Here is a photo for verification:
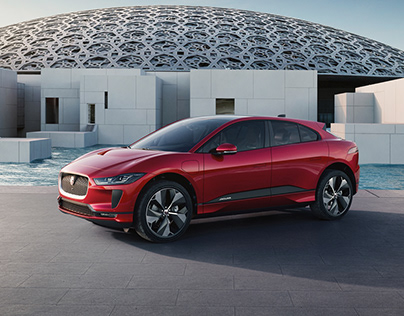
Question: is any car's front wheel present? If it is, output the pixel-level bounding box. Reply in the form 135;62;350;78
134;180;193;242
311;170;353;220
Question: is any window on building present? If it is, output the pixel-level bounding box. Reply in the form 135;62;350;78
88;104;95;124
216;99;235;115
45;98;59;124
104;91;108;109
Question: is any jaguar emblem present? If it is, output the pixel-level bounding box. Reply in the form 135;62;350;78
69;175;77;186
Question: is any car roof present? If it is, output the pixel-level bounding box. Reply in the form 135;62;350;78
204;116;328;139
190;115;324;129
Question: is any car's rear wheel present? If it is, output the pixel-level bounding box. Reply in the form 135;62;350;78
311;170;353;220
134;180;193;242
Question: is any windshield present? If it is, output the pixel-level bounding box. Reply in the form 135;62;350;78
130;117;234;152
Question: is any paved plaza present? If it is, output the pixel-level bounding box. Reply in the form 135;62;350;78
0;186;404;315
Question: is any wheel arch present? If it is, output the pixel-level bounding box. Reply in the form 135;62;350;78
322;163;357;194
133;172;198;221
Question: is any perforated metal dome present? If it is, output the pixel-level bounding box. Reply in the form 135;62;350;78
0;5;403;76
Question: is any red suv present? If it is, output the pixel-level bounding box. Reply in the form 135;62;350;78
58;116;360;242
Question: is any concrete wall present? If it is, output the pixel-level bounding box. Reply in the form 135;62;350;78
335;93;375;123
147;72;190;126
333;77;404;164
40;69;162;145
0;138;51;162
331;123;404;164
0;69;18;137
41;68;80;131
356;78;404;124
27;129;97;148
80;72;161;144
17;74;41;135
17;83;25;129
190;69;317;121
41;69;131;132
38;69;318;146
335;78;404;125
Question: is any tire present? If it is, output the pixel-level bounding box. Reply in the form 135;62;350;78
134;180;193;242
310;170;353;220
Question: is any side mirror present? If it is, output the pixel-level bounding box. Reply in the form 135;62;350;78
215;143;237;155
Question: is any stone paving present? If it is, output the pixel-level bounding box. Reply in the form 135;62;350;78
0;186;404;315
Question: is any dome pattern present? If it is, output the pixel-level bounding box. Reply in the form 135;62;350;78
0;5;403;76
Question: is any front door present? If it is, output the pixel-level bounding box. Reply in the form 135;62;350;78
198;120;272;214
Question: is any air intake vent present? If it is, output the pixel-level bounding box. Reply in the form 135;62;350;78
59;198;93;217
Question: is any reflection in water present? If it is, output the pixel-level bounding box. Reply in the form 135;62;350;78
0;145;113;186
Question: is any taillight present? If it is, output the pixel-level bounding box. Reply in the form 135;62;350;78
348;146;358;155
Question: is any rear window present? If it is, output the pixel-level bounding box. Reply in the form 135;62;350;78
271;121;300;146
299;124;319;142
271;121;319;146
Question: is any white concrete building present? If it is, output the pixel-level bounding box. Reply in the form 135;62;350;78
0;5;402;131
0;138;51;163
2;65;404;165
24;68;317;146
190;70;317;121
0;69;18;137
38;68;162;145
0;5;403;162
332;78;404;164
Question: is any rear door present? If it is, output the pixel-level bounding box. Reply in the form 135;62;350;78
270;120;328;193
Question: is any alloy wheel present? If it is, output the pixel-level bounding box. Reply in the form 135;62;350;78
322;175;352;217
145;188;189;238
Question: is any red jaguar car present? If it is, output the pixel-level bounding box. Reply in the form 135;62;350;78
58;116;360;242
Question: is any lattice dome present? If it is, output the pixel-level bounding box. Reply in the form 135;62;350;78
0;5;403;76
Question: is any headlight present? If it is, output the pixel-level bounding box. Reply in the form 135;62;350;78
94;173;145;185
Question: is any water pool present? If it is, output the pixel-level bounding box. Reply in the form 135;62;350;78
0;146;108;186
0;146;403;190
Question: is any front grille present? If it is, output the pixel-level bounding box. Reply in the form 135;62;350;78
61;173;88;196
59;198;94;217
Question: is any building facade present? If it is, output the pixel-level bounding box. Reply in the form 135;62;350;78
0;69;18;136
332;78;404;164
29;68;315;145
0;5;403;160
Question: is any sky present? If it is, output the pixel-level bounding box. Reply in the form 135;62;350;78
0;0;403;50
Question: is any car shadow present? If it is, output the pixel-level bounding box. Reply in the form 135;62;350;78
108;205;404;291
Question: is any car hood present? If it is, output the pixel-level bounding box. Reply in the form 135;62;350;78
61;147;167;176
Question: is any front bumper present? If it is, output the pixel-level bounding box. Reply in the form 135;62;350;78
354;165;360;193
57;174;145;228
58;196;134;228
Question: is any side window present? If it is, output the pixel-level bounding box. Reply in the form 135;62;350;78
199;120;265;153
299;124;319;142
271;121;300;146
